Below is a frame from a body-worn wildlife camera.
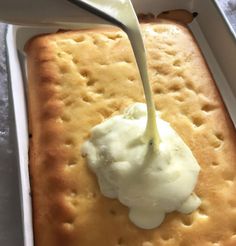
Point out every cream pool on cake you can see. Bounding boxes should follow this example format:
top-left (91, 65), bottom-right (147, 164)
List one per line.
top-left (82, 103), bottom-right (201, 229)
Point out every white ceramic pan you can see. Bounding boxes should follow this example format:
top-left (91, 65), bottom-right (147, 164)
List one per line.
top-left (5, 0), bottom-right (236, 245)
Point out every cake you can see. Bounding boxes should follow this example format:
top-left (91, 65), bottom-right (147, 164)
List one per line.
top-left (25, 19), bottom-right (236, 246)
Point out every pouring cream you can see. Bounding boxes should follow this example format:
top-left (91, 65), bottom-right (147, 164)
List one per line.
top-left (82, 103), bottom-right (201, 229)
top-left (70, 0), bottom-right (161, 148)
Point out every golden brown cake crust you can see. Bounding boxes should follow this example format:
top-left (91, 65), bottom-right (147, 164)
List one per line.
top-left (26, 19), bottom-right (236, 246)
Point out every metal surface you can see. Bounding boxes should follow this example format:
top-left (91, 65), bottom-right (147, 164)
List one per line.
top-left (0, 23), bottom-right (24, 246)
top-left (0, 0), bottom-right (235, 245)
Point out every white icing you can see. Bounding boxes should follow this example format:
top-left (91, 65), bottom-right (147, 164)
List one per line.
top-left (82, 103), bottom-right (201, 229)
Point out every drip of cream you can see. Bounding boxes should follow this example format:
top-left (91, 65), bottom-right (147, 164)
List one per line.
top-left (78, 0), bottom-right (160, 148)
top-left (82, 103), bottom-right (201, 229)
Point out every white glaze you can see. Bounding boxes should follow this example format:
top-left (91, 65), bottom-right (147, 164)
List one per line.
top-left (82, 103), bottom-right (201, 229)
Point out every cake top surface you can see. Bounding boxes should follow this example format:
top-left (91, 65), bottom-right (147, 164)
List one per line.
top-left (26, 19), bottom-right (236, 246)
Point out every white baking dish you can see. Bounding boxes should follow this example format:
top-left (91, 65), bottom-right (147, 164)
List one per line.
top-left (5, 0), bottom-right (236, 245)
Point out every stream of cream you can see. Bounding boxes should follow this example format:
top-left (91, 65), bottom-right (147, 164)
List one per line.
top-left (83, 0), bottom-right (160, 148)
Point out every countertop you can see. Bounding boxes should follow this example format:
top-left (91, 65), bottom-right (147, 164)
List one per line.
top-left (0, 0), bottom-right (235, 245)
